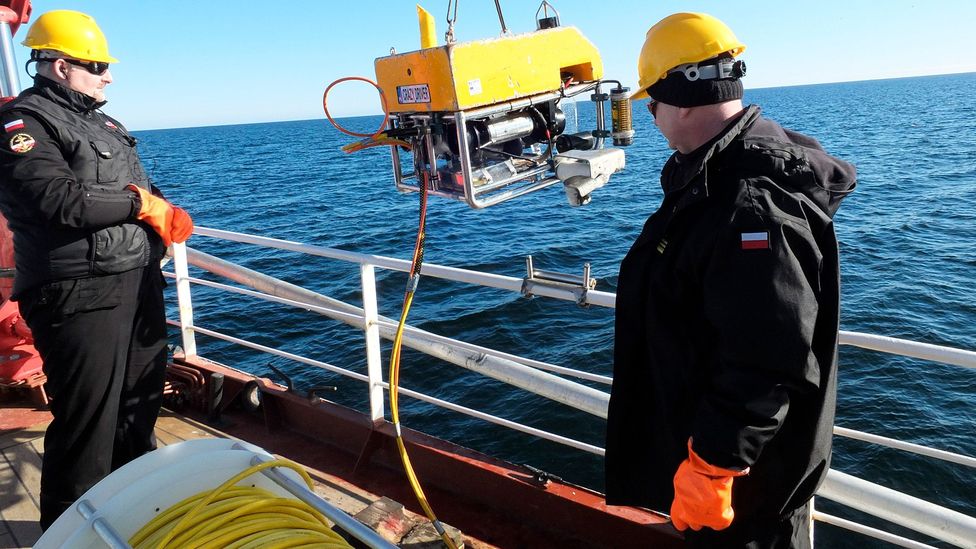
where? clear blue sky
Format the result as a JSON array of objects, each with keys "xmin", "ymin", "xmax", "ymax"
[{"xmin": 9, "ymin": 1, "xmax": 975, "ymax": 130}]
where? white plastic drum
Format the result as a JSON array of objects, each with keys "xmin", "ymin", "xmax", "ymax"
[{"xmin": 35, "ymin": 438, "xmax": 308, "ymax": 548}]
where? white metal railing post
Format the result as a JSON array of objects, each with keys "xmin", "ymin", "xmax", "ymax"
[
  {"xmin": 360, "ymin": 263, "xmax": 385, "ymax": 421},
  {"xmin": 810, "ymin": 497, "xmax": 816, "ymax": 547},
  {"xmin": 172, "ymin": 243, "xmax": 197, "ymax": 357}
]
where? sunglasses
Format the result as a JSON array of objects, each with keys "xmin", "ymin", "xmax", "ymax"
[
  {"xmin": 647, "ymin": 100, "xmax": 659, "ymax": 119},
  {"xmin": 62, "ymin": 58, "xmax": 110, "ymax": 76}
]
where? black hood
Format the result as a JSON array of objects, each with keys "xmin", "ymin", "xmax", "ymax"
[
  {"xmin": 736, "ymin": 105, "xmax": 856, "ymax": 217},
  {"xmin": 664, "ymin": 105, "xmax": 856, "ymax": 218}
]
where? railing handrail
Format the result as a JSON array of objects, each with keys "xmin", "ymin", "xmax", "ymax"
[
  {"xmin": 818, "ymin": 470, "xmax": 976, "ymax": 547},
  {"xmin": 162, "ymin": 269, "xmax": 976, "ymax": 471},
  {"xmin": 838, "ymin": 330, "xmax": 976, "ymax": 370},
  {"xmin": 164, "ymin": 271, "xmax": 612, "ymax": 385},
  {"xmin": 812, "ymin": 510, "xmax": 939, "ymax": 549},
  {"xmin": 192, "ymin": 226, "xmax": 618, "ymax": 306},
  {"xmin": 164, "ymin": 318, "xmax": 606, "ymax": 456},
  {"xmin": 190, "ymin": 226, "xmax": 976, "ymax": 371},
  {"xmin": 168, "ymin": 231, "xmax": 976, "ymax": 548},
  {"xmin": 180, "ymin": 247, "xmax": 611, "ymax": 418},
  {"xmin": 833, "ymin": 426, "xmax": 976, "ymax": 469}
]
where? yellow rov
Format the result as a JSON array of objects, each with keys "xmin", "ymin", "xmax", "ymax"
[
  {"xmin": 375, "ymin": 25, "xmax": 604, "ymax": 113},
  {"xmin": 368, "ymin": 3, "xmax": 630, "ymax": 208}
]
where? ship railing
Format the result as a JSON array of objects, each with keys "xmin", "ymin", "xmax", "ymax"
[{"xmin": 164, "ymin": 228, "xmax": 976, "ymax": 548}]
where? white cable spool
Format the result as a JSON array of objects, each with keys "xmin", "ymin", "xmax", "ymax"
[{"xmin": 34, "ymin": 438, "xmax": 304, "ymax": 548}]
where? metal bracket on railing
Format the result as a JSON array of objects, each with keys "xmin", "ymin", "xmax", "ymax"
[
  {"xmin": 522, "ymin": 255, "xmax": 598, "ymax": 306},
  {"xmin": 522, "ymin": 463, "xmax": 565, "ymax": 486},
  {"xmin": 267, "ymin": 362, "xmax": 338, "ymax": 405},
  {"xmin": 307, "ymin": 385, "xmax": 337, "ymax": 405},
  {"xmin": 266, "ymin": 362, "xmax": 295, "ymax": 392}
]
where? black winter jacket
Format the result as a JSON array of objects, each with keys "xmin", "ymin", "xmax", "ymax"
[
  {"xmin": 0, "ymin": 77, "xmax": 160, "ymax": 297},
  {"xmin": 605, "ymin": 105, "xmax": 856, "ymax": 519}
]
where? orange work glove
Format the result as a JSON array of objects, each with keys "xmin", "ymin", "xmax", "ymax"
[
  {"xmin": 128, "ymin": 185, "xmax": 194, "ymax": 246},
  {"xmin": 670, "ymin": 439, "xmax": 749, "ymax": 532}
]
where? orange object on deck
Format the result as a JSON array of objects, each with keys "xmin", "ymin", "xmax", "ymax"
[
  {"xmin": 0, "ymin": 201, "xmax": 47, "ymax": 405},
  {"xmin": 0, "ymin": 211, "xmax": 14, "ymax": 301},
  {"xmin": 0, "ymin": 298, "xmax": 47, "ymax": 405}
]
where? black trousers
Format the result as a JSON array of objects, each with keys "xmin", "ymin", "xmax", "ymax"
[
  {"xmin": 19, "ymin": 266, "xmax": 167, "ymax": 530},
  {"xmin": 683, "ymin": 501, "xmax": 812, "ymax": 549}
]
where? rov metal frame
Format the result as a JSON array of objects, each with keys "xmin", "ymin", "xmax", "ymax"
[{"xmin": 389, "ymin": 82, "xmax": 608, "ymax": 209}]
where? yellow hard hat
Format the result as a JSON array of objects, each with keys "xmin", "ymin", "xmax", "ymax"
[
  {"xmin": 22, "ymin": 10, "xmax": 118, "ymax": 64},
  {"xmin": 632, "ymin": 12, "xmax": 744, "ymax": 100}
]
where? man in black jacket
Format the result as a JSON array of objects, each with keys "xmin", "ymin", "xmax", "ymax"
[
  {"xmin": 605, "ymin": 13, "xmax": 856, "ymax": 548},
  {"xmin": 0, "ymin": 10, "xmax": 193, "ymax": 529}
]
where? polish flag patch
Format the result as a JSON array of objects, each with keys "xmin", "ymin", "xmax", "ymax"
[
  {"xmin": 105, "ymin": 120, "xmax": 117, "ymax": 129},
  {"xmin": 741, "ymin": 231, "xmax": 770, "ymax": 250},
  {"xmin": 4, "ymin": 119, "xmax": 25, "ymax": 132}
]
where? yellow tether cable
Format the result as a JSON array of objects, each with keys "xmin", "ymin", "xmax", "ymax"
[
  {"xmin": 323, "ymin": 77, "xmax": 454, "ymax": 545},
  {"xmin": 129, "ymin": 458, "xmax": 352, "ymax": 549},
  {"xmin": 388, "ymin": 173, "xmax": 460, "ymax": 549}
]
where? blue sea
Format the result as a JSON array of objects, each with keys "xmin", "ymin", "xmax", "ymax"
[{"xmin": 134, "ymin": 73, "xmax": 975, "ymax": 547}]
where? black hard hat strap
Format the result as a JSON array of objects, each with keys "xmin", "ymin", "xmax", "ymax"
[{"xmin": 668, "ymin": 59, "xmax": 746, "ymax": 82}]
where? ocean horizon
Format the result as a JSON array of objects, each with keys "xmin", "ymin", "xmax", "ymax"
[{"xmin": 131, "ymin": 71, "xmax": 976, "ymax": 132}]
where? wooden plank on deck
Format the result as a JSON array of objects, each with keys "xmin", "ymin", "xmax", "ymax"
[
  {"xmin": 0, "ymin": 423, "xmax": 46, "ymax": 452},
  {"xmin": 154, "ymin": 417, "xmax": 190, "ymax": 447},
  {"xmin": 0, "ymin": 442, "xmax": 42, "ymax": 548},
  {"xmin": 4, "ymin": 438, "xmax": 42, "ymax": 506},
  {"xmin": 155, "ymin": 412, "xmax": 225, "ymax": 444},
  {"xmin": 29, "ymin": 436, "xmax": 43, "ymax": 456}
]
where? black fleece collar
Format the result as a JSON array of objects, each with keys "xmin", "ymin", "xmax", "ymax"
[
  {"xmin": 662, "ymin": 105, "xmax": 760, "ymax": 196},
  {"xmin": 31, "ymin": 75, "xmax": 107, "ymax": 114}
]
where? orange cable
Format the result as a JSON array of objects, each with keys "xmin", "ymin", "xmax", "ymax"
[{"xmin": 322, "ymin": 76, "xmax": 390, "ymax": 138}]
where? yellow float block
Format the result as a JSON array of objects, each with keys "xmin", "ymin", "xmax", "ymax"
[{"xmin": 375, "ymin": 26, "xmax": 604, "ymax": 113}]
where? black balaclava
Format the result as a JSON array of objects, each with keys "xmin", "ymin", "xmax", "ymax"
[{"xmin": 647, "ymin": 54, "xmax": 745, "ymax": 107}]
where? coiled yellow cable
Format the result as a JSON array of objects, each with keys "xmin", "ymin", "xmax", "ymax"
[{"xmin": 129, "ymin": 458, "xmax": 353, "ymax": 549}]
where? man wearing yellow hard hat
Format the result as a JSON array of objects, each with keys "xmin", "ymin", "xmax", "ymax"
[
  {"xmin": 0, "ymin": 10, "xmax": 193, "ymax": 529},
  {"xmin": 605, "ymin": 13, "xmax": 856, "ymax": 547}
]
